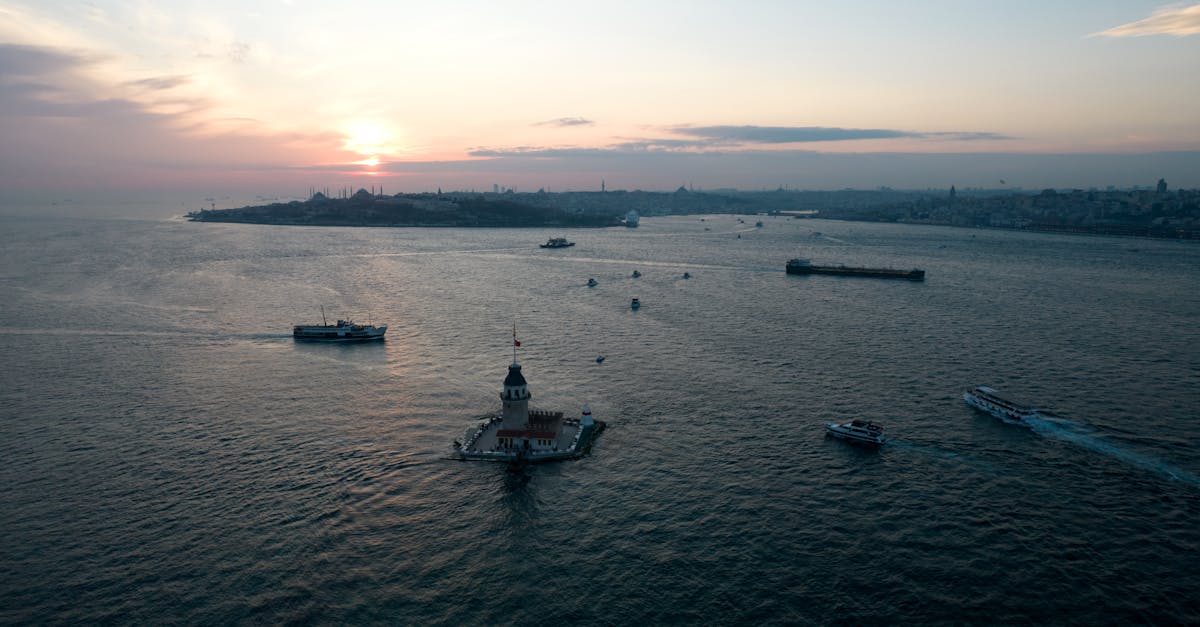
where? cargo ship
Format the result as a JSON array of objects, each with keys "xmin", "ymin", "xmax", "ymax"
[{"xmin": 786, "ymin": 258, "xmax": 925, "ymax": 281}]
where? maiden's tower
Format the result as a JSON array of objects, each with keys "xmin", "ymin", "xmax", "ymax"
[{"xmin": 453, "ymin": 332, "xmax": 604, "ymax": 463}]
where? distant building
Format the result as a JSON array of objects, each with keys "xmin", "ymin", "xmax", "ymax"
[{"xmin": 1157, "ymin": 178, "xmax": 1168, "ymax": 194}]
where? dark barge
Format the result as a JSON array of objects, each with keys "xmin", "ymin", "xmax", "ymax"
[{"xmin": 786, "ymin": 258, "xmax": 925, "ymax": 281}]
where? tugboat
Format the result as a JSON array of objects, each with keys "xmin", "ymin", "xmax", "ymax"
[
  {"xmin": 963, "ymin": 386, "xmax": 1045, "ymax": 424},
  {"xmin": 293, "ymin": 307, "xmax": 386, "ymax": 342},
  {"xmin": 452, "ymin": 329, "xmax": 605, "ymax": 463},
  {"xmin": 587, "ymin": 278, "xmax": 599, "ymax": 287},
  {"xmin": 825, "ymin": 419, "xmax": 886, "ymax": 445},
  {"xmin": 630, "ymin": 297, "xmax": 640, "ymax": 310},
  {"xmin": 540, "ymin": 237, "xmax": 575, "ymax": 248}
]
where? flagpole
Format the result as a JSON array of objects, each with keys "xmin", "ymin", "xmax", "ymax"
[{"xmin": 512, "ymin": 323, "xmax": 518, "ymax": 365}]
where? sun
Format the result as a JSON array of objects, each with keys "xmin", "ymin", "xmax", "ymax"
[{"xmin": 341, "ymin": 120, "xmax": 399, "ymax": 159}]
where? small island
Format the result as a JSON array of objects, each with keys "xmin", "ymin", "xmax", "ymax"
[{"xmin": 187, "ymin": 188, "xmax": 622, "ymax": 228}]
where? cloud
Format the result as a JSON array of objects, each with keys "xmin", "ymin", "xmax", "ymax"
[
  {"xmin": 469, "ymin": 138, "xmax": 715, "ymax": 158},
  {"xmin": 0, "ymin": 43, "xmax": 341, "ymax": 192},
  {"xmin": 0, "ymin": 44, "xmax": 93, "ymax": 76},
  {"xmin": 124, "ymin": 75, "xmax": 191, "ymax": 91},
  {"xmin": 470, "ymin": 146, "xmax": 610, "ymax": 158},
  {"xmin": 672, "ymin": 125, "xmax": 910, "ymax": 143},
  {"xmin": 369, "ymin": 149, "xmax": 1200, "ymax": 193},
  {"xmin": 466, "ymin": 125, "xmax": 1012, "ymax": 160},
  {"xmin": 1093, "ymin": 3, "xmax": 1200, "ymax": 37},
  {"xmin": 668, "ymin": 125, "xmax": 1012, "ymax": 144},
  {"xmin": 535, "ymin": 116, "xmax": 594, "ymax": 127}
]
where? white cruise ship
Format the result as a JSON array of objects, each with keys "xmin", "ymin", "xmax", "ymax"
[{"xmin": 963, "ymin": 385, "xmax": 1043, "ymax": 423}]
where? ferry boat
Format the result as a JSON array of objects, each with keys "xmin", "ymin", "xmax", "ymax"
[
  {"xmin": 786, "ymin": 258, "xmax": 925, "ymax": 281},
  {"xmin": 624, "ymin": 210, "xmax": 639, "ymax": 227},
  {"xmin": 540, "ymin": 237, "xmax": 575, "ymax": 248},
  {"xmin": 825, "ymin": 419, "xmax": 886, "ymax": 445},
  {"xmin": 293, "ymin": 312, "xmax": 386, "ymax": 342},
  {"xmin": 963, "ymin": 386, "xmax": 1043, "ymax": 423}
]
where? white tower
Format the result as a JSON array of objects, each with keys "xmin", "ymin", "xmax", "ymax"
[{"xmin": 499, "ymin": 361, "xmax": 531, "ymax": 427}]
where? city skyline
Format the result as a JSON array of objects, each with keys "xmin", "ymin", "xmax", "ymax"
[{"xmin": 2, "ymin": 1, "xmax": 1199, "ymax": 204}]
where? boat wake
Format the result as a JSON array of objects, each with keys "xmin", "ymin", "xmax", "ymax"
[
  {"xmin": 886, "ymin": 440, "xmax": 1002, "ymax": 474},
  {"xmin": 1023, "ymin": 414, "xmax": 1199, "ymax": 486}
]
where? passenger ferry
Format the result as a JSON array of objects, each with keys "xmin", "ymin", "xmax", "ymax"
[
  {"xmin": 293, "ymin": 318, "xmax": 386, "ymax": 342},
  {"xmin": 825, "ymin": 419, "xmax": 886, "ymax": 445},
  {"xmin": 963, "ymin": 385, "xmax": 1043, "ymax": 423}
]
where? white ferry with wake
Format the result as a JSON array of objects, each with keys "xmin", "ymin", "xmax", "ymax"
[{"xmin": 963, "ymin": 385, "xmax": 1044, "ymax": 423}]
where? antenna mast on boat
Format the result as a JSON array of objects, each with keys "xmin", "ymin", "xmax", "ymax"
[{"xmin": 321, "ymin": 305, "xmax": 328, "ymax": 326}]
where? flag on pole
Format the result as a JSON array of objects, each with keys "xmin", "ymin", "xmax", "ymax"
[
  {"xmin": 513, "ymin": 324, "xmax": 520, "ymax": 347},
  {"xmin": 514, "ymin": 339, "xmax": 521, "ymax": 347}
]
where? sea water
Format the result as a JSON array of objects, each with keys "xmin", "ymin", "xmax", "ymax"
[{"xmin": 1, "ymin": 214, "xmax": 1198, "ymax": 624}]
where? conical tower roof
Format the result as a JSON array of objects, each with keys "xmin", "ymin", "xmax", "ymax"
[{"xmin": 503, "ymin": 363, "xmax": 527, "ymax": 387}]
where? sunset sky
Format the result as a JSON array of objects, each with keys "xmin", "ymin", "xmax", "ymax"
[{"xmin": 2, "ymin": 1, "xmax": 1199, "ymax": 204}]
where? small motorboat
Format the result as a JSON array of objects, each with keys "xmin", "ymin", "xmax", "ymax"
[
  {"xmin": 632, "ymin": 270, "xmax": 641, "ymax": 278},
  {"xmin": 682, "ymin": 272, "xmax": 691, "ymax": 279},
  {"xmin": 595, "ymin": 355, "xmax": 605, "ymax": 363},
  {"xmin": 825, "ymin": 419, "xmax": 886, "ymax": 445},
  {"xmin": 630, "ymin": 298, "xmax": 640, "ymax": 310},
  {"xmin": 587, "ymin": 278, "xmax": 598, "ymax": 287}
]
